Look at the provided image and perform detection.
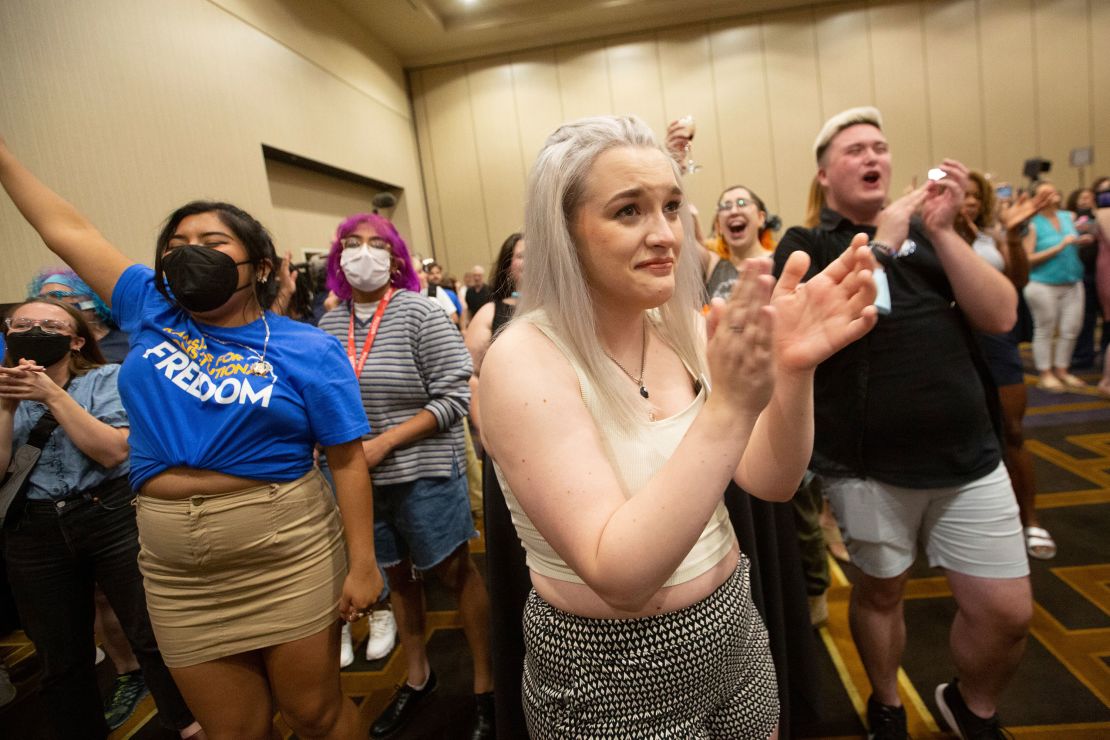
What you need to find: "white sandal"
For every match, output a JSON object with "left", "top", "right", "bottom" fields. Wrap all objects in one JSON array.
[{"left": 1024, "top": 526, "right": 1057, "bottom": 560}]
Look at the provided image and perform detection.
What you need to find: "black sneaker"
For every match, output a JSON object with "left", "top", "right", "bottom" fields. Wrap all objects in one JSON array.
[
  {"left": 471, "top": 690, "right": 495, "bottom": 740},
  {"left": 370, "top": 670, "right": 438, "bottom": 738},
  {"left": 866, "top": 694, "right": 909, "bottom": 740},
  {"left": 103, "top": 670, "right": 149, "bottom": 730},
  {"left": 935, "top": 679, "right": 1014, "bottom": 739}
]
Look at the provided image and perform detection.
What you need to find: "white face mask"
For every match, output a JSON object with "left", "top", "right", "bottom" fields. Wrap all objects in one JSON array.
[{"left": 340, "top": 246, "right": 393, "bottom": 292}]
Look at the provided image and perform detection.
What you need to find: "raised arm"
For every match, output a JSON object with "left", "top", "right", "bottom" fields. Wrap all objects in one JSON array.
[
  {"left": 0, "top": 137, "right": 133, "bottom": 305},
  {"left": 996, "top": 191, "right": 1047, "bottom": 289},
  {"left": 922, "top": 160, "right": 1016, "bottom": 333},
  {"left": 737, "top": 242, "right": 878, "bottom": 494}
]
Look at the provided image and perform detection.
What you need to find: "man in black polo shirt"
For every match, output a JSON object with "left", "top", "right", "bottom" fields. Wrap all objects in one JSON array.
[
  {"left": 463, "top": 264, "right": 491, "bottom": 325},
  {"left": 773, "top": 107, "right": 1031, "bottom": 740}
]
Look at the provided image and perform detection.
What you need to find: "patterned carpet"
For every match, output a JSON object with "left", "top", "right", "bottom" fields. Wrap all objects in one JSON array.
[
  {"left": 798, "top": 368, "right": 1110, "bottom": 739},
  {"left": 1, "top": 370, "right": 1108, "bottom": 738}
]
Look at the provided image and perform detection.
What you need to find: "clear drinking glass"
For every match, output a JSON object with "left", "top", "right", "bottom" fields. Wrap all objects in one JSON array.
[{"left": 679, "top": 115, "right": 702, "bottom": 174}]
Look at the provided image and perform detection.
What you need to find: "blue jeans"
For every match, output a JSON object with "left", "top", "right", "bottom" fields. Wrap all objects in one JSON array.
[{"left": 3, "top": 478, "right": 193, "bottom": 739}]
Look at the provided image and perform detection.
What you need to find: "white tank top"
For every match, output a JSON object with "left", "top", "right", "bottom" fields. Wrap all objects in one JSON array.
[
  {"left": 972, "top": 231, "right": 1005, "bottom": 273},
  {"left": 493, "top": 319, "right": 735, "bottom": 587}
]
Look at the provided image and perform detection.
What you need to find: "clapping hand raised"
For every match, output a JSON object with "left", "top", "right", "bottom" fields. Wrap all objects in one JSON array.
[
  {"left": 770, "top": 234, "right": 879, "bottom": 372},
  {"left": 705, "top": 258, "right": 777, "bottom": 418},
  {"left": 998, "top": 190, "right": 1048, "bottom": 232},
  {"left": 919, "top": 159, "right": 970, "bottom": 235}
]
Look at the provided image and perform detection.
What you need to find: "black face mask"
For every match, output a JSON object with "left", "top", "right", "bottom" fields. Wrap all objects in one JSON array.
[
  {"left": 162, "top": 245, "right": 251, "bottom": 313},
  {"left": 5, "top": 327, "right": 73, "bottom": 367}
]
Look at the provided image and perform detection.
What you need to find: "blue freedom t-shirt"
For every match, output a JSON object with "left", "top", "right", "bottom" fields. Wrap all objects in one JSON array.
[{"left": 112, "top": 265, "right": 369, "bottom": 490}]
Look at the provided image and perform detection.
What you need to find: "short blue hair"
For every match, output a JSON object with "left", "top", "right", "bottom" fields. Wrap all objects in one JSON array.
[{"left": 27, "top": 267, "right": 113, "bottom": 325}]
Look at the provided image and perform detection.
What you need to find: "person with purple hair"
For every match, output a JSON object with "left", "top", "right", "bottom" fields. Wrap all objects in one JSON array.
[{"left": 318, "top": 213, "right": 494, "bottom": 739}]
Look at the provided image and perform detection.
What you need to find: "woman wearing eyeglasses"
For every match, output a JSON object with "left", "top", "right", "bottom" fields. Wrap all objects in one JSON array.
[
  {"left": 31, "top": 267, "right": 131, "bottom": 363},
  {"left": 1, "top": 298, "right": 198, "bottom": 740},
  {"left": 318, "top": 214, "right": 494, "bottom": 739},
  {"left": 0, "top": 135, "right": 382, "bottom": 740},
  {"left": 704, "top": 186, "right": 774, "bottom": 303}
]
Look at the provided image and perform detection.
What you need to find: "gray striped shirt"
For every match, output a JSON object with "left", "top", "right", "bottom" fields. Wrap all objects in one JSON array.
[{"left": 318, "top": 290, "right": 472, "bottom": 485}]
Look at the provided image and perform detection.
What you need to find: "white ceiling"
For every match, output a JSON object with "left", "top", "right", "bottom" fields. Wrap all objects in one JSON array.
[{"left": 333, "top": 0, "right": 848, "bottom": 68}]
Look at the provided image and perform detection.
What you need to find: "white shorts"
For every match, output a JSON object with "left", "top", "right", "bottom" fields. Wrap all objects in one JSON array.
[{"left": 823, "top": 462, "right": 1029, "bottom": 580}]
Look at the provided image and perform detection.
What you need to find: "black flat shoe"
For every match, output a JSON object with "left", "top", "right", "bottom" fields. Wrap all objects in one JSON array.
[
  {"left": 470, "top": 690, "right": 495, "bottom": 740},
  {"left": 370, "top": 670, "right": 438, "bottom": 738}
]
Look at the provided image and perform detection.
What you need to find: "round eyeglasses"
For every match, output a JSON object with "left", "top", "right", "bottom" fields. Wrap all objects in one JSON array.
[
  {"left": 717, "top": 198, "right": 753, "bottom": 212},
  {"left": 341, "top": 237, "right": 391, "bottom": 251},
  {"left": 5, "top": 317, "right": 75, "bottom": 334}
]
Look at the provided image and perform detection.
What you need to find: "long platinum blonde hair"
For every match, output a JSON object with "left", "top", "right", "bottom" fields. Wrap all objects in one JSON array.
[{"left": 517, "top": 115, "right": 708, "bottom": 428}]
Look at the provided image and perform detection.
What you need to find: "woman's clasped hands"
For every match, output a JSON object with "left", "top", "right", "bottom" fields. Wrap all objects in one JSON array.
[{"left": 0, "top": 358, "right": 59, "bottom": 408}]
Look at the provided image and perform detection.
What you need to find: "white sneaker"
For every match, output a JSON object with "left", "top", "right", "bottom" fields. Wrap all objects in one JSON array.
[
  {"left": 365, "top": 608, "right": 397, "bottom": 661},
  {"left": 0, "top": 665, "right": 16, "bottom": 708},
  {"left": 339, "top": 623, "right": 355, "bottom": 668}
]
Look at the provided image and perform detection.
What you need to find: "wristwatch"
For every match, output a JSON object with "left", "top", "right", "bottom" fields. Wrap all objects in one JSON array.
[{"left": 868, "top": 239, "right": 896, "bottom": 257}]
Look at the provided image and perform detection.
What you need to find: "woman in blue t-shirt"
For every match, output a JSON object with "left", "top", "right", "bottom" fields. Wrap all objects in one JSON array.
[{"left": 0, "top": 136, "right": 383, "bottom": 739}]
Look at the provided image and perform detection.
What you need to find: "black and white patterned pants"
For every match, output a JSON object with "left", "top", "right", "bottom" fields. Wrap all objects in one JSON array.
[{"left": 521, "top": 556, "right": 779, "bottom": 739}]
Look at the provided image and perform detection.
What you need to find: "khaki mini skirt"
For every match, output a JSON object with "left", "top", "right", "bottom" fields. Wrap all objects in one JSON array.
[{"left": 136, "top": 468, "right": 346, "bottom": 668}]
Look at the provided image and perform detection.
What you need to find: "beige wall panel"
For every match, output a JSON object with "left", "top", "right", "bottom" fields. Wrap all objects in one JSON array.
[
  {"left": 605, "top": 37, "right": 667, "bottom": 137},
  {"left": 209, "top": 0, "right": 410, "bottom": 117},
  {"left": 1032, "top": 0, "right": 1092, "bottom": 194},
  {"left": 410, "top": 70, "right": 448, "bottom": 259},
  {"left": 509, "top": 49, "right": 565, "bottom": 172},
  {"left": 264, "top": 159, "right": 385, "bottom": 256},
  {"left": 814, "top": 4, "right": 875, "bottom": 120},
  {"left": 708, "top": 23, "right": 777, "bottom": 215},
  {"left": 761, "top": 11, "right": 823, "bottom": 229},
  {"left": 0, "top": 0, "right": 427, "bottom": 302},
  {"left": 922, "top": 0, "right": 984, "bottom": 167},
  {"left": 657, "top": 26, "right": 726, "bottom": 223},
  {"left": 977, "top": 0, "right": 1037, "bottom": 185},
  {"left": 418, "top": 64, "right": 491, "bottom": 275},
  {"left": 867, "top": 2, "right": 932, "bottom": 192},
  {"left": 555, "top": 42, "right": 614, "bottom": 122},
  {"left": 467, "top": 61, "right": 529, "bottom": 259},
  {"left": 1092, "top": 0, "right": 1110, "bottom": 183}
]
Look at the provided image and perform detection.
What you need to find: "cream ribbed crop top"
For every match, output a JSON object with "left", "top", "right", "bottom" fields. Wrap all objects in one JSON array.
[{"left": 492, "top": 319, "right": 736, "bottom": 587}]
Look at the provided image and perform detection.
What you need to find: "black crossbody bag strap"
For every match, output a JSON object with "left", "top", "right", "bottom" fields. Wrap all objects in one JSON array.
[
  {"left": 25, "top": 409, "right": 61, "bottom": 450},
  {"left": 1, "top": 394, "right": 66, "bottom": 527}
]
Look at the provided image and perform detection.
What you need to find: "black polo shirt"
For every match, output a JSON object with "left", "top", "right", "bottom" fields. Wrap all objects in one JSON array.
[
  {"left": 772, "top": 208, "right": 1000, "bottom": 489},
  {"left": 465, "top": 284, "right": 492, "bottom": 317}
]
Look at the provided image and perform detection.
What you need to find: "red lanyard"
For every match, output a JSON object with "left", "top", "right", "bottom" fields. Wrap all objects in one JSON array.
[{"left": 347, "top": 287, "right": 395, "bottom": 378}]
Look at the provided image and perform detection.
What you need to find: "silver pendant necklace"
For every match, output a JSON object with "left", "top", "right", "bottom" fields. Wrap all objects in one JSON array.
[
  {"left": 198, "top": 311, "right": 273, "bottom": 378},
  {"left": 604, "top": 317, "right": 649, "bottom": 399}
]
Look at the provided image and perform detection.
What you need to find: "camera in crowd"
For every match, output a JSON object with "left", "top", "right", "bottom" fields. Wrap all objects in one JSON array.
[{"left": 1022, "top": 157, "right": 1051, "bottom": 183}]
